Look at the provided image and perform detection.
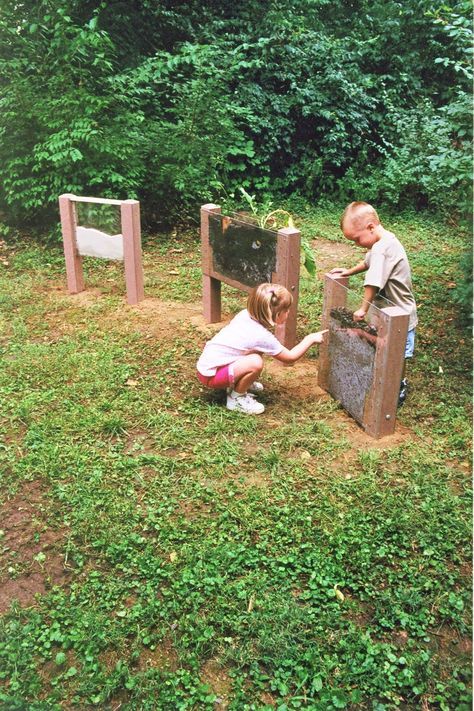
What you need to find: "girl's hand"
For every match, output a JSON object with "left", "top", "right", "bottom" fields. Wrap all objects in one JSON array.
[
  {"left": 312, "top": 329, "right": 328, "bottom": 344},
  {"left": 330, "top": 267, "right": 350, "bottom": 277},
  {"left": 275, "top": 330, "right": 329, "bottom": 364}
]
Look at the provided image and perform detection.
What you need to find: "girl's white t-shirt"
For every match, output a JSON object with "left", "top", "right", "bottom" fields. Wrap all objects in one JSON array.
[{"left": 197, "top": 309, "right": 283, "bottom": 376}]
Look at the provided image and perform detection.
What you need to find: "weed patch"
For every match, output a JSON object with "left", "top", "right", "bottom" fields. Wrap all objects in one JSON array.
[{"left": 0, "top": 210, "right": 471, "bottom": 709}]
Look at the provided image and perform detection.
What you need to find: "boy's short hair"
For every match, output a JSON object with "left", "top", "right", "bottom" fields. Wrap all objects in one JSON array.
[{"left": 340, "top": 201, "right": 380, "bottom": 230}]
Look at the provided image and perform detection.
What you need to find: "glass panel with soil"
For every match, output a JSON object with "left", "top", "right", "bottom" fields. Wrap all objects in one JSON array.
[
  {"left": 328, "top": 283, "right": 395, "bottom": 423},
  {"left": 209, "top": 214, "right": 277, "bottom": 287}
]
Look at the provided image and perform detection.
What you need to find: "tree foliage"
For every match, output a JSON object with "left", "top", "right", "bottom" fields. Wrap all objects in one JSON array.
[{"left": 0, "top": 0, "right": 471, "bottom": 231}]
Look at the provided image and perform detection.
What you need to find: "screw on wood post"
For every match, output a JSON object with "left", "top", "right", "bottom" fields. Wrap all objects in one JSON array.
[
  {"left": 59, "top": 194, "right": 84, "bottom": 294},
  {"left": 201, "top": 204, "right": 222, "bottom": 322},
  {"left": 362, "top": 306, "right": 409, "bottom": 438},
  {"left": 121, "top": 200, "right": 144, "bottom": 305},
  {"left": 318, "top": 273, "right": 349, "bottom": 391},
  {"left": 273, "top": 227, "right": 301, "bottom": 348}
]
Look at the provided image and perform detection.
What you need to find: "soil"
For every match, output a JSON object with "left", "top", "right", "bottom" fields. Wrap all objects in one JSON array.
[
  {"left": 0, "top": 481, "right": 70, "bottom": 613},
  {"left": 200, "top": 659, "right": 233, "bottom": 708},
  {"left": 330, "top": 306, "right": 378, "bottom": 336},
  {"left": 311, "top": 237, "right": 357, "bottom": 276}
]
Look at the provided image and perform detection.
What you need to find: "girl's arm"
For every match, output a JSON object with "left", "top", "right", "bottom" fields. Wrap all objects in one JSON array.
[{"left": 274, "top": 330, "right": 328, "bottom": 365}]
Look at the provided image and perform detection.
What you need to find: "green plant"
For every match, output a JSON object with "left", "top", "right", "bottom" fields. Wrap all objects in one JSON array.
[
  {"left": 0, "top": 210, "right": 471, "bottom": 709},
  {"left": 0, "top": 1, "right": 471, "bottom": 232}
]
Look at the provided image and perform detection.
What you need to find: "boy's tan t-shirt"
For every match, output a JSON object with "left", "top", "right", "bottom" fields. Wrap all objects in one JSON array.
[{"left": 364, "top": 233, "right": 418, "bottom": 330}]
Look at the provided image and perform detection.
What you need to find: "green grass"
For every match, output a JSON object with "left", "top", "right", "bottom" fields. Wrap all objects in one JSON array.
[{"left": 0, "top": 208, "right": 471, "bottom": 710}]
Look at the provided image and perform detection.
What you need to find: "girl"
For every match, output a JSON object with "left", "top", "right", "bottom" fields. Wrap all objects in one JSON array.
[{"left": 196, "top": 283, "right": 327, "bottom": 414}]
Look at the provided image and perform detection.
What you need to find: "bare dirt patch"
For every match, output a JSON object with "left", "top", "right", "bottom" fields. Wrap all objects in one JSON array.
[
  {"left": 323, "top": 417, "right": 413, "bottom": 472},
  {"left": 46, "top": 285, "right": 218, "bottom": 342},
  {"left": 312, "top": 237, "right": 358, "bottom": 277},
  {"left": 427, "top": 624, "right": 473, "bottom": 664},
  {"left": 265, "top": 357, "right": 327, "bottom": 403},
  {"left": 228, "top": 468, "right": 271, "bottom": 490},
  {"left": 201, "top": 658, "right": 232, "bottom": 707},
  {"left": 339, "top": 419, "right": 412, "bottom": 450},
  {"left": 0, "top": 481, "right": 69, "bottom": 613},
  {"left": 134, "top": 637, "right": 180, "bottom": 673},
  {"left": 177, "top": 497, "right": 212, "bottom": 521},
  {"left": 97, "top": 637, "right": 179, "bottom": 686}
]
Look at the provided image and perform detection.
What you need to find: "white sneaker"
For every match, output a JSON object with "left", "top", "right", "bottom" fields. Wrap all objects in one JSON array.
[{"left": 226, "top": 392, "right": 265, "bottom": 415}]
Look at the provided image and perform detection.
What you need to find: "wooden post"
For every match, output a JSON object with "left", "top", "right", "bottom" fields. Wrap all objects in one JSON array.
[
  {"left": 121, "top": 200, "right": 144, "bottom": 305},
  {"left": 59, "top": 194, "right": 84, "bottom": 294},
  {"left": 201, "top": 203, "right": 222, "bottom": 322},
  {"left": 274, "top": 226, "right": 301, "bottom": 348},
  {"left": 318, "top": 273, "right": 349, "bottom": 390},
  {"left": 362, "top": 306, "right": 409, "bottom": 438}
]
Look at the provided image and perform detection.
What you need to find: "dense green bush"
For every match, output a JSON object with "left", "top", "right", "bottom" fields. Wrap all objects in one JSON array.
[
  {"left": 337, "top": 94, "right": 472, "bottom": 213},
  {"left": 0, "top": 3, "right": 147, "bottom": 228},
  {"left": 336, "top": 3, "right": 472, "bottom": 221},
  {"left": 0, "top": 0, "right": 471, "bottom": 232}
]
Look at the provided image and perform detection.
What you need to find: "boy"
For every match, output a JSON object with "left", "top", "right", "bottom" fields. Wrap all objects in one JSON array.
[{"left": 331, "top": 201, "right": 417, "bottom": 406}]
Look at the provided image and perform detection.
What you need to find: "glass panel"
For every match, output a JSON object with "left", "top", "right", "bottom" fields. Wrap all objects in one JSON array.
[
  {"left": 75, "top": 202, "right": 123, "bottom": 260},
  {"left": 76, "top": 202, "right": 121, "bottom": 233},
  {"left": 209, "top": 214, "right": 277, "bottom": 287},
  {"left": 327, "top": 281, "right": 394, "bottom": 424}
]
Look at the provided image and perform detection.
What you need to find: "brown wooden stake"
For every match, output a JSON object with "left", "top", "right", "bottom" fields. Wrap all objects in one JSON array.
[
  {"left": 201, "top": 204, "right": 222, "bottom": 322},
  {"left": 121, "top": 200, "right": 144, "bottom": 305},
  {"left": 274, "top": 227, "right": 301, "bottom": 348},
  {"left": 59, "top": 194, "right": 84, "bottom": 294},
  {"left": 362, "top": 306, "right": 409, "bottom": 438}
]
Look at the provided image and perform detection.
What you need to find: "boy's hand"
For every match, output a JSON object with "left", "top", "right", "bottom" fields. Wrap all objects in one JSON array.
[
  {"left": 330, "top": 267, "right": 350, "bottom": 277},
  {"left": 353, "top": 309, "right": 367, "bottom": 322}
]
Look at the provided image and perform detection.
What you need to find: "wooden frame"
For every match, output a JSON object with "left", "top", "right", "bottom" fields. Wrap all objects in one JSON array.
[
  {"left": 200, "top": 203, "right": 301, "bottom": 348},
  {"left": 58, "top": 194, "right": 144, "bottom": 305},
  {"left": 318, "top": 273, "right": 409, "bottom": 438}
]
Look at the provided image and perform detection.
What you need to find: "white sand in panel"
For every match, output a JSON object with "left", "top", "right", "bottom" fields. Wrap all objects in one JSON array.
[{"left": 76, "top": 226, "right": 124, "bottom": 260}]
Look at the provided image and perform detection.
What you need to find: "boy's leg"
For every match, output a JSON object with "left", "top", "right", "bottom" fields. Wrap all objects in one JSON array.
[
  {"left": 398, "top": 329, "right": 415, "bottom": 407},
  {"left": 398, "top": 363, "right": 409, "bottom": 406}
]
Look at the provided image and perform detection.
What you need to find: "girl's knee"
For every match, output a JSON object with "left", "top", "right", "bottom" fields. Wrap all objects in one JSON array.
[
  {"left": 233, "top": 353, "right": 263, "bottom": 382},
  {"left": 249, "top": 354, "right": 263, "bottom": 372}
]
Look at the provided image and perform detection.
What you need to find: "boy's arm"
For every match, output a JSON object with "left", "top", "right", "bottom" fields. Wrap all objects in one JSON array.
[
  {"left": 330, "top": 260, "right": 368, "bottom": 277},
  {"left": 353, "top": 285, "right": 377, "bottom": 321},
  {"left": 275, "top": 330, "right": 328, "bottom": 365}
]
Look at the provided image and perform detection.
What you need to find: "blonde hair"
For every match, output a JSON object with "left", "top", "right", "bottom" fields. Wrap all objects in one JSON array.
[
  {"left": 340, "top": 201, "right": 380, "bottom": 230},
  {"left": 247, "top": 283, "right": 293, "bottom": 330}
]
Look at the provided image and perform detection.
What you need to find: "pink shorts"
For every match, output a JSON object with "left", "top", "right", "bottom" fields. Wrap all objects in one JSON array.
[{"left": 197, "top": 363, "right": 234, "bottom": 390}]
